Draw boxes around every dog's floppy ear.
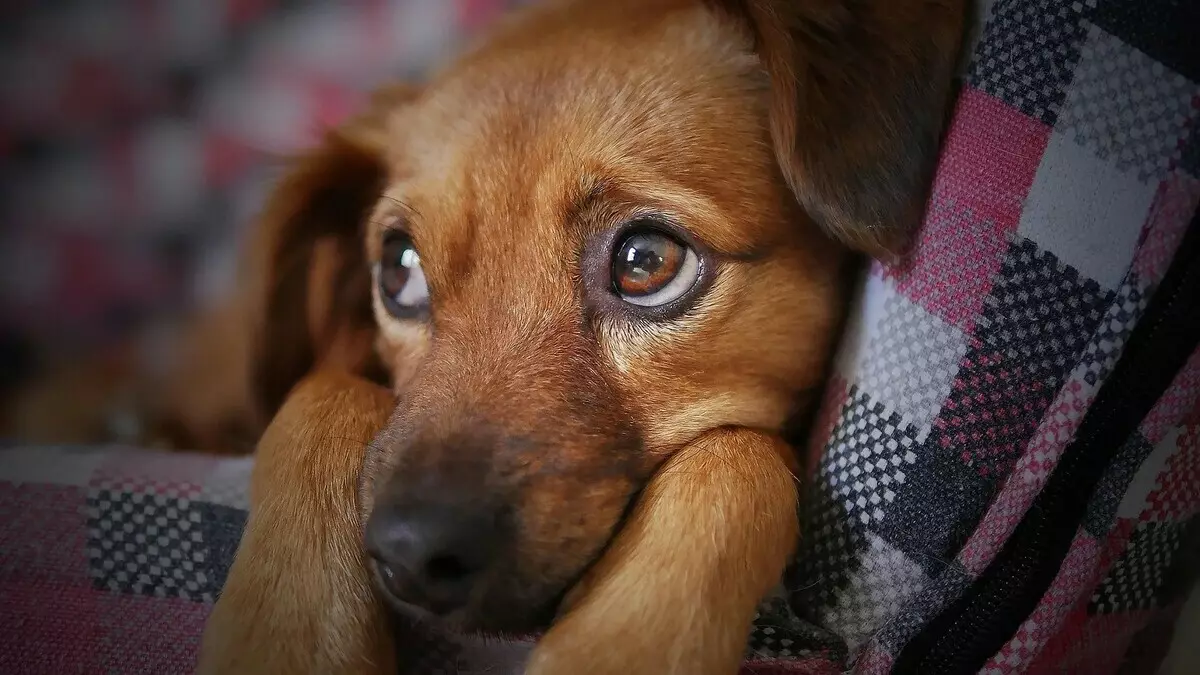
[245,85,418,420]
[714,0,966,260]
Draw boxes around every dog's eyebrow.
[369,194,420,233]
[381,194,420,220]
[571,177,768,262]
[564,175,612,225]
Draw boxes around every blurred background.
[0,0,520,437]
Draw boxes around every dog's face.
[248,0,965,635]
[361,2,848,632]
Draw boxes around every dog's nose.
[364,501,496,614]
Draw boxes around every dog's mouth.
[366,486,640,638]
[369,554,561,637]
[362,422,654,638]
[370,560,458,627]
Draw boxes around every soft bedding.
[3,0,1199,673]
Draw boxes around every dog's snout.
[365,500,497,614]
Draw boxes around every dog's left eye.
[612,226,700,307]
[378,232,429,318]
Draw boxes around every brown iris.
[380,235,412,297]
[612,230,686,297]
[378,231,428,318]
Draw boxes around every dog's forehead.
[385,1,766,222]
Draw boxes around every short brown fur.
[195,0,966,671]
[197,371,395,674]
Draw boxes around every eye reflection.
[379,232,429,319]
[611,226,700,308]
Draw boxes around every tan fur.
[5,346,141,445]
[3,302,259,453]
[196,371,395,674]
[527,429,799,675]
[192,0,967,672]
[352,1,849,637]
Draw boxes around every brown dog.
[199,0,966,672]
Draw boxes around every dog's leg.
[526,428,799,675]
[197,370,395,675]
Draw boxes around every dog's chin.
[371,567,561,637]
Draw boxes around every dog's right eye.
[378,232,429,319]
[611,225,700,308]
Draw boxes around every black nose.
[364,501,497,614]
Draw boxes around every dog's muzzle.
[364,496,502,616]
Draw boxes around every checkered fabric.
[2,0,1199,673]
[0,445,844,675]
[777,0,1200,672]
[0,446,252,674]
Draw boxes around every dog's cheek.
[372,317,431,394]
[509,466,639,597]
[607,250,849,451]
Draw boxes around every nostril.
[364,511,420,569]
[364,501,496,613]
[426,553,473,582]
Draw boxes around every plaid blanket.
[3,0,1200,673]
[773,0,1200,673]
[0,447,251,674]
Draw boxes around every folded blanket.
[0,445,840,675]
[0,446,250,674]
[789,0,1200,671]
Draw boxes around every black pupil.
[380,237,414,300]
[617,234,668,293]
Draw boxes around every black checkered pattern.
[968,0,1089,125]
[788,384,984,613]
[1078,275,1151,387]
[199,502,246,596]
[820,387,922,528]
[870,432,994,577]
[1084,432,1156,538]
[1089,521,1188,613]
[85,489,243,602]
[944,236,1112,477]
[788,480,868,611]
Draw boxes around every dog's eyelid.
[601,203,762,263]
[381,193,417,214]
[711,245,770,265]
[370,215,406,237]
[615,210,750,266]
[573,184,739,260]
[566,176,615,224]
[373,195,420,232]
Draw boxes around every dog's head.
[249,0,965,635]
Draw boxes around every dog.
[3,299,261,454]
[197,0,967,672]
